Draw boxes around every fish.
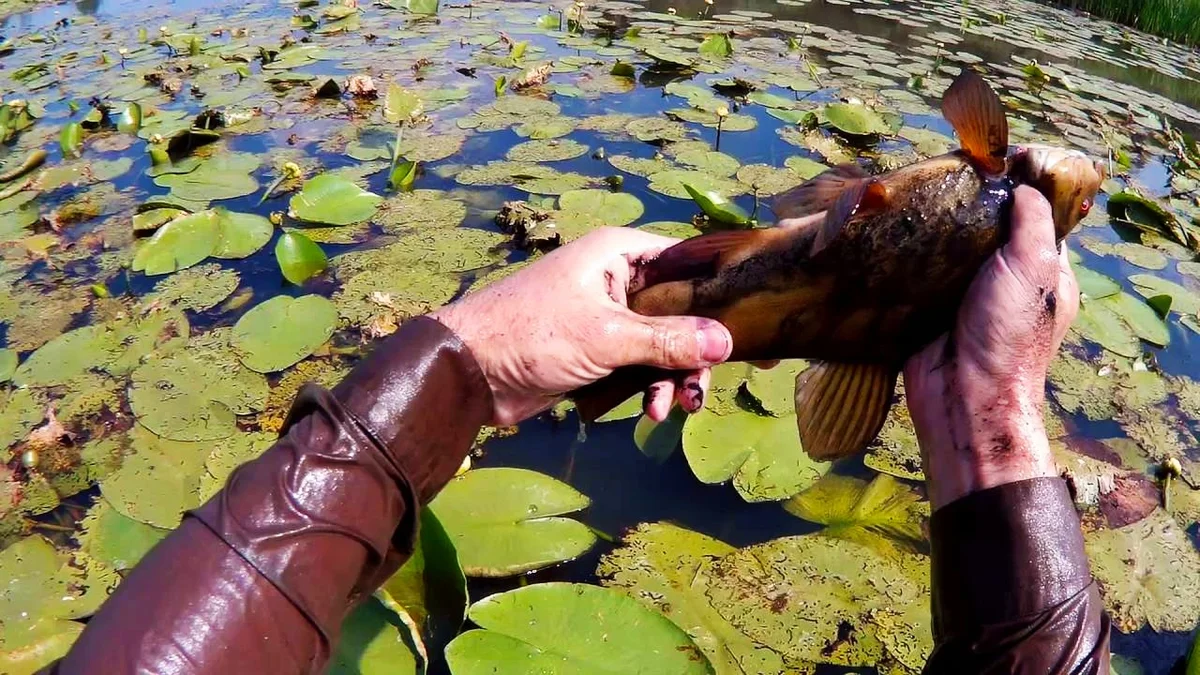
[572,70,1105,462]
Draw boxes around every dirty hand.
[431,228,734,426]
[904,186,1079,509]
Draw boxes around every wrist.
[910,375,1055,509]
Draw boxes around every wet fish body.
[574,71,1104,462]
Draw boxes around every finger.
[1052,245,1080,347]
[676,368,712,413]
[1005,185,1059,270]
[644,380,675,422]
[616,313,733,370]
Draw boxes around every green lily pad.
[77,497,170,572]
[289,174,383,225]
[1130,274,1200,315]
[153,152,260,202]
[429,468,596,577]
[380,509,467,655]
[1,389,47,451]
[597,523,794,674]
[683,403,830,503]
[384,84,424,124]
[625,117,692,143]
[638,221,703,238]
[735,164,804,196]
[648,170,746,200]
[144,263,239,311]
[866,396,926,482]
[231,295,337,373]
[1085,509,1200,633]
[633,408,687,463]
[821,102,894,136]
[0,350,15,384]
[558,189,644,227]
[698,33,733,58]
[505,139,589,162]
[128,329,268,441]
[608,154,676,178]
[131,208,272,275]
[513,115,576,140]
[898,126,954,156]
[275,232,328,285]
[1073,262,1121,300]
[100,426,215,527]
[783,473,928,554]
[445,583,711,675]
[705,535,931,670]
[783,155,828,179]
[330,596,419,675]
[675,149,740,177]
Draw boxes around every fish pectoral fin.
[810,178,891,255]
[942,69,1009,175]
[772,163,869,221]
[793,362,898,462]
[639,229,770,288]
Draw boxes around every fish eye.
[1079,199,1092,216]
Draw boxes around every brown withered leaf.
[25,407,74,451]
[512,64,553,91]
[345,74,377,98]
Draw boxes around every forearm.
[50,317,491,675]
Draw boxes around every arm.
[47,228,731,675]
[906,186,1111,674]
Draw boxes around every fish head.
[1009,145,1105,239]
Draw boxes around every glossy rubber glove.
[905,185,1080,508]
[432,227,734,426]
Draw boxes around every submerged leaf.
[783,474,928,553]
[429,468,596,577]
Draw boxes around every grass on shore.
[1055,0,1200,46]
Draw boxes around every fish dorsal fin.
[637,229,768,289]
[773,163,870,221]
[793,362,898,462]
[811,178,891,256]
[942,70,1009,175]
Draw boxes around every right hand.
[903,186,1079,509]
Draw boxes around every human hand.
[431,228,734,426]
[904,186,1079,509]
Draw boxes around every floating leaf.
[505,139,589,162]
[1130,274,1200,315]
[59,122,82,157]
[1073,261,1121,300]
[77,497,170,572]
[275,231,328,285]
[698,33,733,58]
[783,473,927,553]
[405,0,438,14]
[597,523,793,674]
[129,330,268,441]
[144,263,239,311]
[153,152,260,202]
[1085,509,1200,633]
[821,102,893,136]
[330,597,419,675]
[633,407,686,463]
[132,209,272,275]
[611,62,635,78]
[290,174,383,225]
[231,295,338,373]
[1108,191,1190,246]
[429,468,596,577]
[683,183,750,225]
[384,84,424,124]
[117,102,142,134]
[558,189,644,226]
[445,584,711,675]
[380,509,467,655]
[0,349,15,384]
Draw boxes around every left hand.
[431,228,734,426]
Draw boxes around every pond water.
[2,0,1200,673]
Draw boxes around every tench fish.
[573,70,1104,462]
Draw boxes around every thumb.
[1005,185,1058,267]
[616,313,733,371]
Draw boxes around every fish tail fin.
[942,69,1009,174]
[794,362,898,461]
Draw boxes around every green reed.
[1055,0,1200,45]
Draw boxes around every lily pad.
[445,583,711,675]
[375,190,467,232]
[648,170,746,200]
[128,329,268,441]
[734,164,804,196]
[821,102,894,136]
[898,126,955,156]
[784,156,828,179]
[683,404,830,503]
[558,189,644,227]
[633,408,686,463]
[783,473,928,554]
[1085,509,1200,633]
[330,596,419,675]
[1130,274,1200,315]
[289,174,383,225]
[0,350,14,384]
[77,497,170,571]
[429,468,596,577]
[145,263,239,311]
[230,295,338,373]
[505,139,590,162]
[597,523,794,674]
[153,152,260,202]
[132,208,272,275]
[380,509,467,655]
[705,534,931,669]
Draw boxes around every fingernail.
[698,320,732,363]
[684,380,704,413]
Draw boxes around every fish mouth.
[1009,145,1105,238]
